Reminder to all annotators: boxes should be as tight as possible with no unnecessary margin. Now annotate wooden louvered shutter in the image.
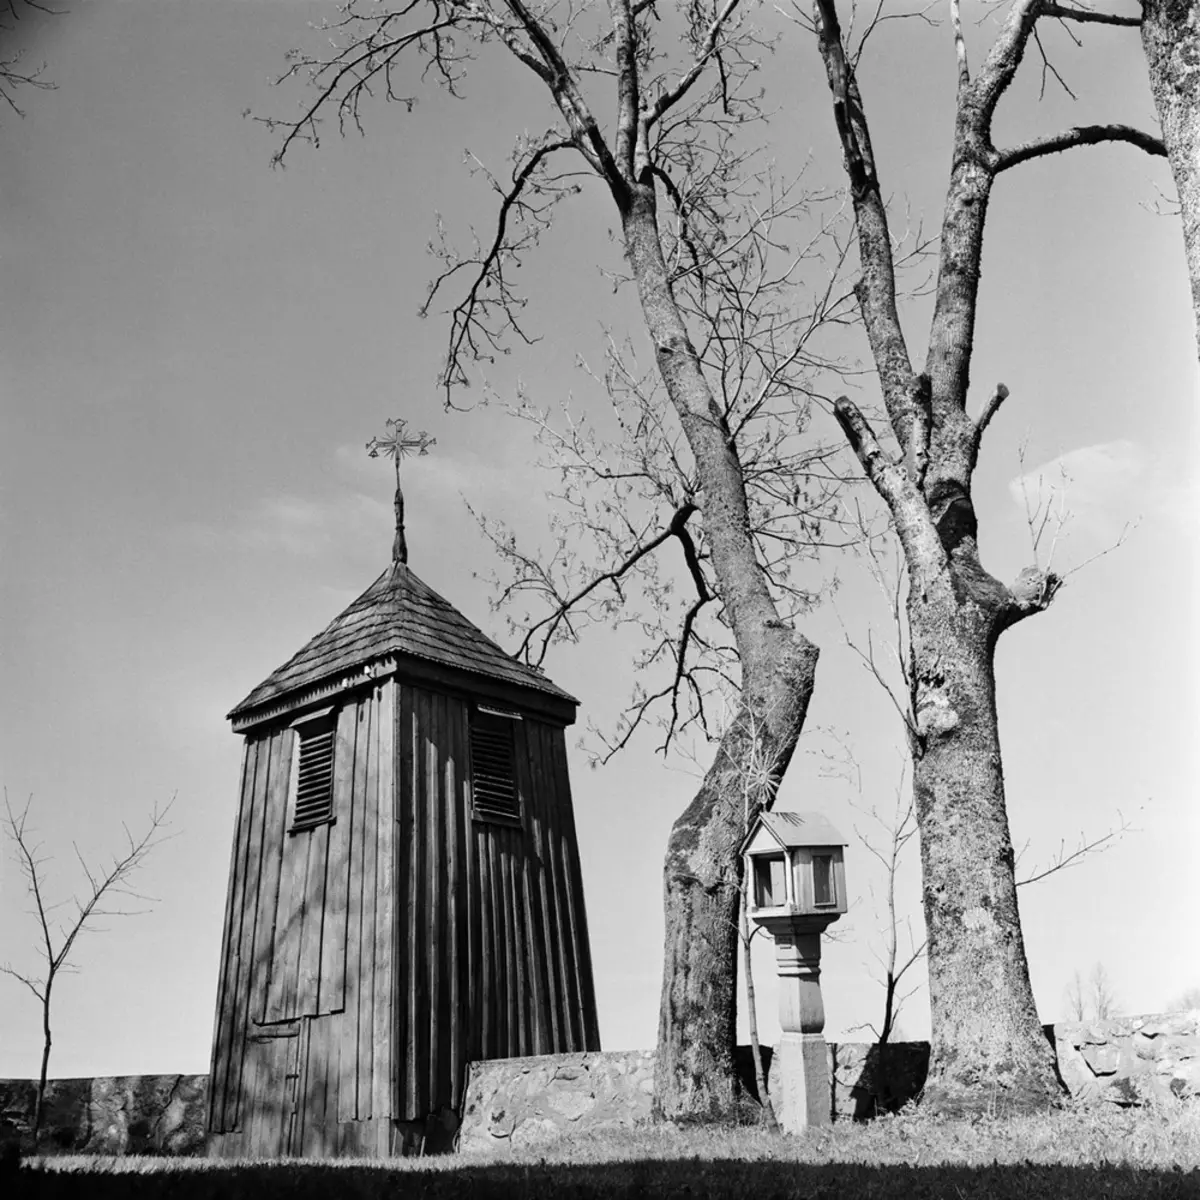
[470,706,521,824]
[289,708,336,833]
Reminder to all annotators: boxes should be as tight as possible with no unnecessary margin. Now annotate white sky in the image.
[1,0,1197,1078]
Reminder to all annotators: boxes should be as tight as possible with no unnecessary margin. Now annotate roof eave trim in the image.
[229,659,395,732]
[230,653,578,733]
[738,813,788,857]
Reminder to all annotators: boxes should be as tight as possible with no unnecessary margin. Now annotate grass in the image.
[11,1100,1200,1198]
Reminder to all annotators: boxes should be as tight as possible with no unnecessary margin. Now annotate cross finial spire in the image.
[366,418,436,565]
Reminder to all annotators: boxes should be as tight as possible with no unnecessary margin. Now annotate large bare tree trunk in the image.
[907,569,1058,1113]
[655,683,815,1119]
[1142,0,1200,356]
[811,0,1125,1114]
[621,181,820,1121]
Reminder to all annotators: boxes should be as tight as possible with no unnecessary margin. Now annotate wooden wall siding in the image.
[209,682,399,1144]
[212,672,597,1155]
[208,730,292,1135]
[394,684,600,1124]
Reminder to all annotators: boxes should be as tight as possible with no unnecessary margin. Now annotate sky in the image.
[0,0,1197,1080]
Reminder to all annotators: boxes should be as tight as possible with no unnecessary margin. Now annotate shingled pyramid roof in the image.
[229,562,576,722]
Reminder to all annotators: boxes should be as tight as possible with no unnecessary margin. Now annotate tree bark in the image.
[35,987,51,1146]
[816,0,1072,1114]
[907,568,1059,1114]
[1141,0,1200,358]
[619,180,821,1121]
[654,679,815,1120]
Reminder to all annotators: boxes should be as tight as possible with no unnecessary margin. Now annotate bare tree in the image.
[1088,962,1119,1020]
[1065,969,1087,1021]
[738,876,779,1130]
[1,793,173,1146]
[1169,985,1200,1012]
[851,776,924,1053]
[1063,962,1120,1020]
[806,0,1165,1114]
[264,0,862,1121]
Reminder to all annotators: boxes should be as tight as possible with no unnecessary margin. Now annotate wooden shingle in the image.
[229,563,575,725]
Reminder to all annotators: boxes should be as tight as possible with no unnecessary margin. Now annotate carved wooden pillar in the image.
[762,915,838,1131]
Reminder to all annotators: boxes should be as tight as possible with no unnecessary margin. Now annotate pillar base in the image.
[772,1032,830,1132]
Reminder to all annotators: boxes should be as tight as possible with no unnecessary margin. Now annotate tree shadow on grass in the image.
[13,1158,1200,1199]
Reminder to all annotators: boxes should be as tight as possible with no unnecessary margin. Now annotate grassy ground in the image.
[12,1101,1200,1198]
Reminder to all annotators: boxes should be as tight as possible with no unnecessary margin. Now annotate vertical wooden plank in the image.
[394,684,413,1117]
[494,832,513,1058]
[372,678,396,1122]
[465,723,483,1069]
[356,681,381,1119]
[444,696,464,1109]
[405,688,427,1115]
[502,833,522,1056]
[542,744,580,1050]
[301,1015,334,1158]
[553,728,600,1049]
[296,817,331,1016]
[477,821,494,1061]
[250,1033,293,1160]
[240,1035,265,1156]
[456,699,474,1103]
[528,727,563,1052]
[263,731,302,1021]
[289,1019,311,1157]
[269,822,307,1022]
[324,1011,341,1150]
[230,733,286,1126]
[511,722,542,1056]
[209,738,255,1133]
[425,690,444,1113]
[319,704,358,1015]
[503,832,522,1056]
[337,693,371,1121]
[225,736,268,1131]
[251,729,296,1026]
[526,721,557,1055]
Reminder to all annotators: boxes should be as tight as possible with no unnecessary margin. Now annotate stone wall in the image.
[459,1050,657,1151]
[3,1012,1195,1157]
[0,1075,208,1156]
[459,1012,1200,1151]
[1054,1011,1199,1105]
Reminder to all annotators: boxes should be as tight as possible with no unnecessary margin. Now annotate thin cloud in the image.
[189,491,391,559]
[1008,440,1145,539]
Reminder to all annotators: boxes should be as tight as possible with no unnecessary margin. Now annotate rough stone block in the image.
[1081,1043,1122,1076]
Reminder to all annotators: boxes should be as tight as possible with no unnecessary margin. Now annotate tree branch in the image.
[609,0,640,178]
[832,397,905,506]
[663,507,714,748]
[950,0,969,95]
[516,501,697,664]
[503,0,627,192]
[995,123,1167,172]
[1017,813,1134,887]
[813,0,917,447]
[973,0,1043,124]
[1040,3,1141,26]
[971,381,1009,458]
[646,0,745,128]
[423,137,575,399]
[1003,564,1062,627]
